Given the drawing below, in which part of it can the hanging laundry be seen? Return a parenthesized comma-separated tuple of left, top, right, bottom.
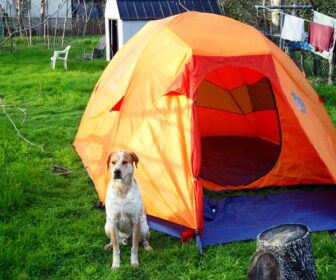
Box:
(281, 14, 305, 41)
(308, 22, 334, 52)
(313, 11, 336, 28)
(311, 11, 336, 59)
(286, 41, 313, 52)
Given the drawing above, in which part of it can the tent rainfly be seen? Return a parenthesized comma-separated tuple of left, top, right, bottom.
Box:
(74, 12, 336, 248)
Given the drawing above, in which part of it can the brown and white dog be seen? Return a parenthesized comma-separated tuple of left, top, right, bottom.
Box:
(104, 151, 152, 270)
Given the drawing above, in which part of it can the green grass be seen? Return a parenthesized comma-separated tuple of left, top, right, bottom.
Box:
(1, 38, 336, 280)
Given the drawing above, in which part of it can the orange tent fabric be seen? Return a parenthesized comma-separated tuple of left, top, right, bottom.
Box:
(74, 12, 336, 233)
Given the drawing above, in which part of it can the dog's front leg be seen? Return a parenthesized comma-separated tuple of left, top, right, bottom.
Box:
(131, 221, 140, 267)
(109, 224, 120, 270)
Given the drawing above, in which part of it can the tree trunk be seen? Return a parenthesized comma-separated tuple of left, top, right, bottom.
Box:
(45, 0, 50, 48)
(61, 0, 69, 47)
(40, 0, 46, 36)
(27, 0, 32, 46)
(82, 0, 87, 36)
(15, 0, 24, 36)
(82, 0, 95, 36)
(53, 2, 60, 47)
(248, 224, 318, 280)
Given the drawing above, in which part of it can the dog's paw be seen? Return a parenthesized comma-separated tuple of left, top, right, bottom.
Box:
(120, 238, 128, 245)
(131, 261, 140, 268)
(104, 243, 112, 252)
(111, 263, 120, 271)
(143, 241, 153, 252)
(144, 244, 153, 252)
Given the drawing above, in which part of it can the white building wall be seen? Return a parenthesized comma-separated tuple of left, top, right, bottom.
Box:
(122, 20, 147, 43)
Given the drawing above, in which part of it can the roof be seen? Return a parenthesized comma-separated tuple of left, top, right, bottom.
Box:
(116, 0, 223, 20)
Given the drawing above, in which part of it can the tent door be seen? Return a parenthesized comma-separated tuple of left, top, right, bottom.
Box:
(195, 67, 281, 188)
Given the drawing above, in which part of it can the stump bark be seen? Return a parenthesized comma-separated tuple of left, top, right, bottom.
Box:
(248, 224, 318, 280)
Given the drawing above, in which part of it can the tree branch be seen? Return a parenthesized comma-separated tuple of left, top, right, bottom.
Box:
(0, 98, 44, 152)
(0, 0, 68, 46)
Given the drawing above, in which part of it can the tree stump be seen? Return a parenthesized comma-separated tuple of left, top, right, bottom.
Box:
(248, 224, 318, 280)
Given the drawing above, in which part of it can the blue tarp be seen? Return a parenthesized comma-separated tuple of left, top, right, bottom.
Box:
(202, 189, 336, 246)
(148, 189, 336, 248)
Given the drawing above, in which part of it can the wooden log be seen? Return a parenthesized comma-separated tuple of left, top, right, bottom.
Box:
(248, 224, 317, 280)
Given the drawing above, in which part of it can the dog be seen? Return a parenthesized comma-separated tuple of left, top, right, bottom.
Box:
(248, 252, 280, 280)
(104, 150, 152, 270)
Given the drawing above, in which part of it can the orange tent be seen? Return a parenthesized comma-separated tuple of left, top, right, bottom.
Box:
(74, 12, 336, 241)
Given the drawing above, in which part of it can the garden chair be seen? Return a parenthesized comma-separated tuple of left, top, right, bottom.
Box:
(50, 45, 71, 70)
(83, 36, 106, 60)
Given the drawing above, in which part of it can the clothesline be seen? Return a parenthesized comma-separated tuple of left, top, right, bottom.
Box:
(280, 9, 336, 60)
(257, 6, 314, 23)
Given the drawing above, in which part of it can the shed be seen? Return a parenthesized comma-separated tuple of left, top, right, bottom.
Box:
(104, 0, 223, 61)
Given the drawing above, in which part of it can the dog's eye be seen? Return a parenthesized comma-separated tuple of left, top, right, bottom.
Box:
(111, 161, 116, 165)
(122, 161, 128, 165)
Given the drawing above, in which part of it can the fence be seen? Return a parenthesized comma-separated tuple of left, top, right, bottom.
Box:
(1, 17, 105, 37)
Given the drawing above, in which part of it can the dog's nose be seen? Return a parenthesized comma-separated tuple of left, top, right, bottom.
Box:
(114, 169, 122, 179)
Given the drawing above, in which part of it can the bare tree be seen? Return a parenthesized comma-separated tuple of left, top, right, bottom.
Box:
(45, 0, 50, 48)
(27, 0, 32, 46)
(82, 0, 94, 36)
(53, 1, 61, 47)
(14, 0, 24, 36)
(40, 0, 46, 35)
(61, 0, 69, 46)
(1, 0, 68, 48)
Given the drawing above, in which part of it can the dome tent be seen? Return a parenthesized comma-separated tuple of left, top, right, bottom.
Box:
(74, 12, 336, 247)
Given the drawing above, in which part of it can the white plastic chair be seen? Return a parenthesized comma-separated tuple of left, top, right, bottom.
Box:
(50, 45, 71, 70)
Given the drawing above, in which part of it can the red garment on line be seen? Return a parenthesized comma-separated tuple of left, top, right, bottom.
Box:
(308, 21, 334, 52)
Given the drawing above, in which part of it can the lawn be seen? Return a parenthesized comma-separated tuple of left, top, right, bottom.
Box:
(0, 37, 336, 280)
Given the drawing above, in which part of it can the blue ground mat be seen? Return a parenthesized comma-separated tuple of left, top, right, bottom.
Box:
(202, 189, 336, 246)
(148, 189, 336, 248)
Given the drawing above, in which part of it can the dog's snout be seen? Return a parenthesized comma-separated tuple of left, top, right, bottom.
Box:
(114, 169, 122, 179)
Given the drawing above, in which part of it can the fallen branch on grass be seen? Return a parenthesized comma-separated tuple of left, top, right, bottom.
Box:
(51, 164, 74, 176)
(0, 98, 44, 152)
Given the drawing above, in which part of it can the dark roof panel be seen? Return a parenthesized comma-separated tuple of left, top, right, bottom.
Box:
(117, 0, 223, 20)
(118, 1, 130, 19)
(142, 1, 155, 18)
(161, 1, 173, 17)
(151, 1, 164, 18)
(185, 0, 197, 12)
(193, 0, 204, 11)
(125, 0, 138, 18)
(135, 1, 147, 19)
(168, 1, 182, 14)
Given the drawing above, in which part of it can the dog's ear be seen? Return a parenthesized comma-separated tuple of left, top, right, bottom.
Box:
(107, 153, 112, 170)
(130, 152, 139, 168)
